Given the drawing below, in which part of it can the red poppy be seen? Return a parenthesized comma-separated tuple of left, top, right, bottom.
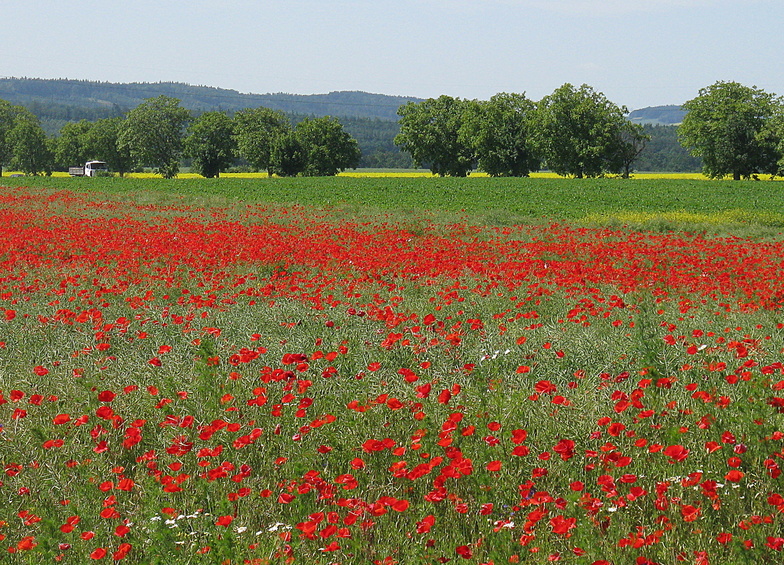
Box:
(215, 515, 234, 527)
(416, 515, 435, 533)
(717, 532, 733, 544)
(16, 536, 37, 551)
(663, 444, 689, 463)
(550, 515, 577, 537)
(725, 470, 745, 482)
(681, 504, 701, 522)
(97, 390, 116, 402)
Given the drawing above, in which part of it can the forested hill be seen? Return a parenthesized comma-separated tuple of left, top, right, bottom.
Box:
(628, 105, 686, 125)
(0, 77, 421, 120)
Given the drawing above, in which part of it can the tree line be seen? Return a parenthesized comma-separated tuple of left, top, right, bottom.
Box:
(2, 78, 704, 174)
(15, 95, 700, 173)
(4, 80, 778, 179)
(396, 81, 784, 179)
(0, 95, 361, 178)
(394, 84, 649, 178)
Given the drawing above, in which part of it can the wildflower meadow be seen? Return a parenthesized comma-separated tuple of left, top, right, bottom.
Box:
(0, 181, 783, 564)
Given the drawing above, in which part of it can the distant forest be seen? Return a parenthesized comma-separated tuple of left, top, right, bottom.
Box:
(634, 124, 701, 172)
(0, 77, 700, 171)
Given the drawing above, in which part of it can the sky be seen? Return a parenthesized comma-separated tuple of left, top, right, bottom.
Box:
(2, 0, 783, 110)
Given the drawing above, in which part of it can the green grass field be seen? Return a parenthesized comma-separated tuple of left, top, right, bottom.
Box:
(3, 175, 784, 237)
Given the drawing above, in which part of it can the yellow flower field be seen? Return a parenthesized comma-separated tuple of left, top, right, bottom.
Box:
(4, 171, 780, 180)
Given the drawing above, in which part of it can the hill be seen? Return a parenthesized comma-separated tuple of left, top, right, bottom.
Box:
(0, 77, 421, 121)
(628, 105, 686, 125)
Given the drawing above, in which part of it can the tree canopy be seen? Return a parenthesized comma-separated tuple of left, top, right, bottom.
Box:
(20, 80, 784, 178)
(119, 95, 191, 179)
(184, 111, 237, 178)
(233, 107, 290, 175)
(460, 93, 539, 177)
(269, 131, 308, 177)
(0, 100, 50, 176)
(54, 120, 93, 170)
(532, 83, 632, 178)
(86, 117, 134, 176)
(7, 109, 53, 176)
(0, 100, 20, 176)
(395, 95, 474, 177)
(606, 121, 650, 179)
(679, 81, 782, 180)
(296, 116, 361, 176)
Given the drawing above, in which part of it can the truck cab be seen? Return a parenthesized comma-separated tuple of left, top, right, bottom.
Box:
(84, 161, 108, 177)
(69, 161, 109, 177)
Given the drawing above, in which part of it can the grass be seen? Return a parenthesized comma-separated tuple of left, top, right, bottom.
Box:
(3, 175, 784, 238)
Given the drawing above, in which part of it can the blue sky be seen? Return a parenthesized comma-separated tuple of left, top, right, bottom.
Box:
(3, 0, 782, 110)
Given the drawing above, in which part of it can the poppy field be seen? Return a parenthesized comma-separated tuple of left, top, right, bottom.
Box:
(1, 183, 783, 564)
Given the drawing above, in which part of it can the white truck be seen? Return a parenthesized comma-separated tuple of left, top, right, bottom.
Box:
(69, 161, 109, 177)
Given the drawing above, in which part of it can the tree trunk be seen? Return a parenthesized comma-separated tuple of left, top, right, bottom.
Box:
(733, 171, 741, 181)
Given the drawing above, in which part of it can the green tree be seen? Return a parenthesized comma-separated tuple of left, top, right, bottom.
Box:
(55, 120, 93, 170)
(184, 111, 237, 178)
(0, 100, 41, 176)
(776, 113, 784, 176)
(233, 107, 290, 176)
(679, 81, 781, 180)
(395, 95, 474, 177)
(295, 116, 361, 176)
(460, 93, 540, 177)
(119, 95, 191, 178)
(8, 110, 54, 175)
(269, 131, 307, 177)
(606, 121, 650, 178)
(532, 83, 630, 178)
(0, 100, 20, 176)
(86, 117, 134, 176)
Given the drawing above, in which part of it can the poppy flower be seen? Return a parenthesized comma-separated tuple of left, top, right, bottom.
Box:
(97, 390, 116, 402)
(681, 504, 701, 522)
(16, 536, 37, 551)
(550, 515, 577, 537)
(663, 444, 689, 463)
(416, 515, 435, 533)
(486, 460, 502, 472)
(215, 515, 234, 527)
